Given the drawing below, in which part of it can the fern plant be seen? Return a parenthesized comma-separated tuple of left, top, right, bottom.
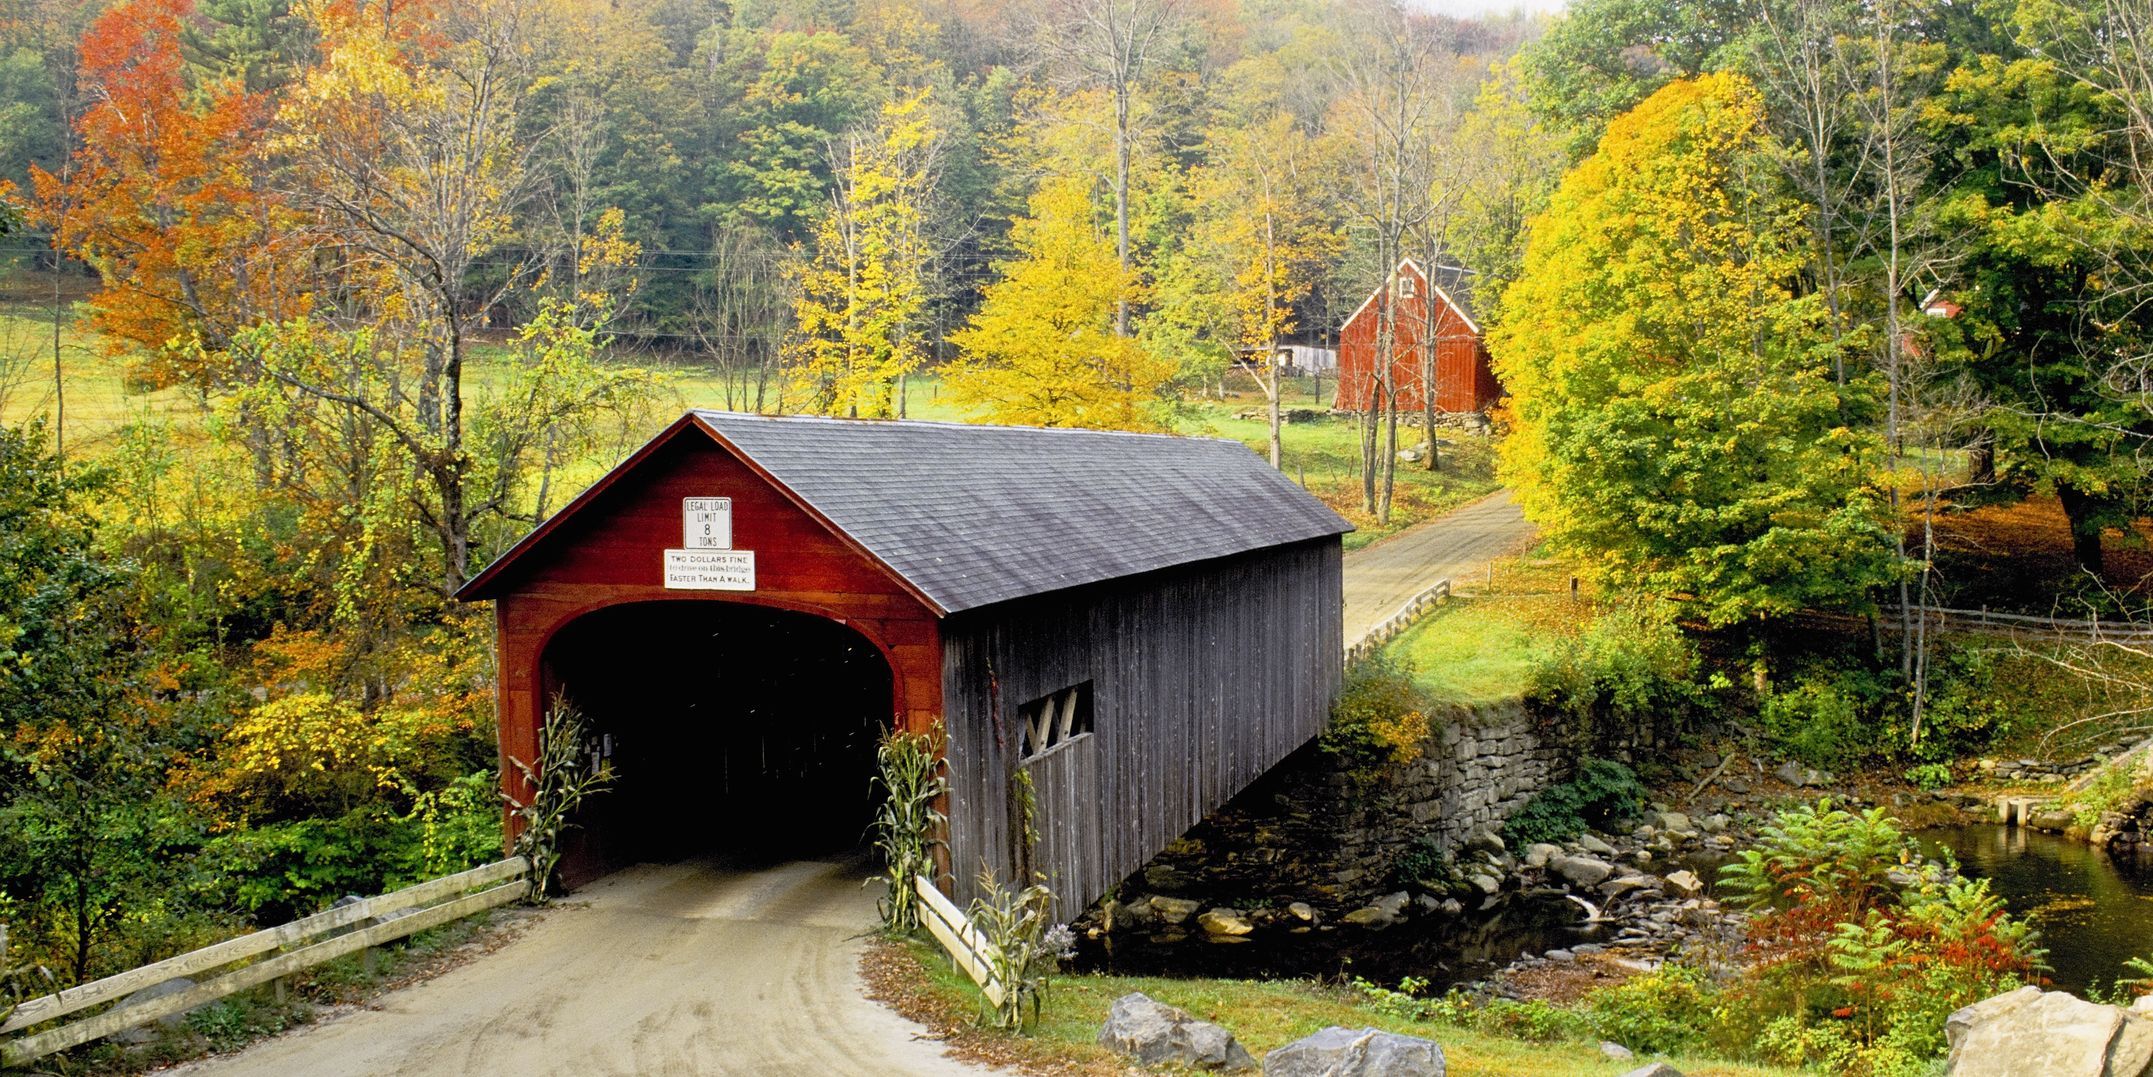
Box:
(869, 725, 947, 934)
(1718, 799, 1912, 915)
(503, 695, 614, 903)
(2120, 956, 2153, 998)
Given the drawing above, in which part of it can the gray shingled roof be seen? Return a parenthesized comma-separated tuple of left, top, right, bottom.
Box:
(1428, 263, 1476, 323)
(692, 411, 1350, 614)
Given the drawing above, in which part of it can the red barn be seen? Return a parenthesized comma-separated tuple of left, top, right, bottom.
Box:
(1334, 258, 1501, 414)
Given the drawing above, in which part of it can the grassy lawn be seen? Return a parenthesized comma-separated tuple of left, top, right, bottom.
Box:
(2, 313, 1499, 544)
(1386, 551, 1593, 705)
(0, 306, 202, 452)
(892, 939, 1797, 1077)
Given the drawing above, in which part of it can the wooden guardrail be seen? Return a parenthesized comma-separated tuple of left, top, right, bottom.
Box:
(1881, 605, 2153, 642)
(913, 876, 1005, 1008)
(1, 857, 528, 1067)
(1347, 577, 1453, 664)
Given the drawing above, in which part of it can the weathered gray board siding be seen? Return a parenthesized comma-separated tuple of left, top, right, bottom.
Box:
(941, 537, 1344, 917)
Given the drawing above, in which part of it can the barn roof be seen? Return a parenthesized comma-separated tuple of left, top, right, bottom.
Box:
(457, 411, 1352, 615)
(1341, 257, 1481, 335)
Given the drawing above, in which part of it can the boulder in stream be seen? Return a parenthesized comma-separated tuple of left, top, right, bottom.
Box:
(1554, 855, 1613, 888)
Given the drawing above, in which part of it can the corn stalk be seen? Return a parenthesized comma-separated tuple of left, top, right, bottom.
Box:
(503, 695, 614, 903)
(869, 725, 947, 934)
(965, 869, 1069, 1033)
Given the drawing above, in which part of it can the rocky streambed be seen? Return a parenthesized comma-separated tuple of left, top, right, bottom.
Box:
(1073, 808, 1757, 990)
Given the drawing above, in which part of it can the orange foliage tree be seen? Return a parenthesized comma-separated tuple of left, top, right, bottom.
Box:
(29, 0, 299, 388)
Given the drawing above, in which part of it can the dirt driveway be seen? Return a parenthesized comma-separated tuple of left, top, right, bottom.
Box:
(169, 852, 986, 1077)
(1340, 488, 1537, 644)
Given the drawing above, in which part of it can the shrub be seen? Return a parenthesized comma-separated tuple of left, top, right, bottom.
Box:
(1904, 650, 2012, 764)
(1503, 758, 1648, 846)
(1758, 668, 1889, 771)
(1527, 602, 1705, 733)
(1391, 834, 1451, 891)
(1584, 965, 1715, 1054)
(1760, 646, 2012, 773)
(1903, 763, 1952, 791)
(1326, 653, 1432, 771)
(1713, 801, 2045, 1075)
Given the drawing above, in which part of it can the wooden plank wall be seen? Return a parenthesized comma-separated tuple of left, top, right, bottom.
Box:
(939, 538, 1344, 918)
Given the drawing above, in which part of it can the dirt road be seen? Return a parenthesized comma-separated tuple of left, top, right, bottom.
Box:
(171, 852, 983, 1077)
(1340, 489, 1536, 645)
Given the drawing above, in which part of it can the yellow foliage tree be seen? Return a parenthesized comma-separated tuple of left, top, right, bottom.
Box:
(1193, 112, 1341, 466)
(1491, 73, 1894, 626)
(942, 175, 1170, 430)
(783, 90, 940, 418)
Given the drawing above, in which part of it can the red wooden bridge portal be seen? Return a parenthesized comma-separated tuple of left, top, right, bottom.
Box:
(457, 412, 1349, 913)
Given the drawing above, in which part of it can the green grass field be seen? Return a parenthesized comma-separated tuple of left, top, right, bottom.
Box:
(1384, 553, 1595, 705)
(0, 311, 1498, 543)
(900, 940, 1797, 1077)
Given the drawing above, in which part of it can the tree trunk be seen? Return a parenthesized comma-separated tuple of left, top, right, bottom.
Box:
(1113, 84, 1132, 338)
(2058, 484, 2108, 575)
(1265, 346, 1283, 470)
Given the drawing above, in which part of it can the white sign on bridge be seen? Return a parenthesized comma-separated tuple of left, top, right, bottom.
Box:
(665, 496, 754, 591)
(663, 549, 756, 591)
(682, 497, 732, 549)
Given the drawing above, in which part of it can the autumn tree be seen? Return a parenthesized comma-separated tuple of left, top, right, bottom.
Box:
(943, 175, 1169, 429)
(1448, 58, 1564, 329)
(1493, 73, 1896, 626)
(1190, 112, 1340, 467)
(1024, 0, 1182, 336)
(28, 0, 290, 386)
(264, 0, 550, 592)
(784, 90, 943, 418)
(1328, 1, 1452, 521)
(1926, 47, 2153, 577)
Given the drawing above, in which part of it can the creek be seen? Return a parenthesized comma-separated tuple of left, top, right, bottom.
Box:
(1919, 825, 2153, 995)
(1071, 825, 2153, 995)
(1070, 890, 1614, 989)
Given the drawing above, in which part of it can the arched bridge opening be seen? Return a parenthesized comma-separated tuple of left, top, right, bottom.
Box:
(539, 600, 894, 886)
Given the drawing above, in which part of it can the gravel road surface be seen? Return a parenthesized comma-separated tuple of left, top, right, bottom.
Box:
(170, 852, 984, 1077)
(1339, 488, 1536, 645)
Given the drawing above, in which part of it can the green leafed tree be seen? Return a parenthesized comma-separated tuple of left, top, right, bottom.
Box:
(1492, 72, 1898, 627)
(0, 422, 163, 983)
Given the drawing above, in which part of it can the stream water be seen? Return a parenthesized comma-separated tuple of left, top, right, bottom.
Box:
(1070, 890, 1612, 989)
(1920, 825, 2153, 995)
(1071, 826, 2153, 994)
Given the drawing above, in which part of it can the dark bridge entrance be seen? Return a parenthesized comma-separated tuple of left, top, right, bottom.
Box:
(544, 602, 892, 884)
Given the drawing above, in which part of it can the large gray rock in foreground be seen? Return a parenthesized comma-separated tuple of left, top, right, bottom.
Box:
(1263, 1026, 1444, 1077)
(1098, 992, 1256, 1072)
(1946, 986, 2153, 1077)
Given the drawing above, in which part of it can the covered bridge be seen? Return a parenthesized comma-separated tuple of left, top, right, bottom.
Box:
(456, 411, 1351, 913)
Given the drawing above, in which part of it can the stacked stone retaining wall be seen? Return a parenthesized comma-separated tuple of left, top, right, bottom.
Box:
(1122, 699, 1675, 911)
